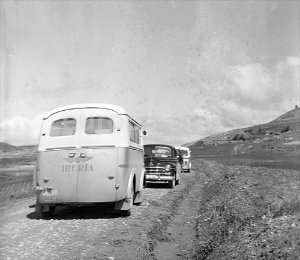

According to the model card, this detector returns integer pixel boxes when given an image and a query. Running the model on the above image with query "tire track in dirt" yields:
[155,172,205,260]
[0,169,203,260]
[141,170,205,260]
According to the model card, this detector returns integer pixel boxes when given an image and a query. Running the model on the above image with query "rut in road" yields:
[142,170,206,260]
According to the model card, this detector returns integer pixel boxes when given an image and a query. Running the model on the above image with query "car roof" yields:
[144,144,176,149]
[176,146,190,150]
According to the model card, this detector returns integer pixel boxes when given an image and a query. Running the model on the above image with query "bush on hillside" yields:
[257,127,266,135]
[195,140,204,146]
[244,128,253,134]
[281,125,290,133]
[232,133,246,141]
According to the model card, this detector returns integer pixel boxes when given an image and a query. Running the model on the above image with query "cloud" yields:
[164,56,300,144]
[287,56,300,66]
[1,2,299,146]
[0,114,43,145]
[222,56,300,109]
[223,64,274,108]
[143,109,224,146]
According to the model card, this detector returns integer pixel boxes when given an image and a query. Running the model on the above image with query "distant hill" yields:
[270,106,300,123]
[0,142,17,153]
[186,106,300,170]
[0,142,36,153]
[185,106,300,147]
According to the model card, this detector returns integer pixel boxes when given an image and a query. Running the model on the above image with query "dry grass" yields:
[0,149,36,199]
[192,160,300,259]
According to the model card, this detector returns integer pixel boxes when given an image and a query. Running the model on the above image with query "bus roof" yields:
[44,103,144,124]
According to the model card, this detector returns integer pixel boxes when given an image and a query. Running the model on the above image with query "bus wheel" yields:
[121,184,134,217]
[41,206,55,218]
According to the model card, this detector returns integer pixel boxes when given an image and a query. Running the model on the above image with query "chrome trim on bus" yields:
[45,146,77,150]
[81,145,116,149]
[118,163,144,168]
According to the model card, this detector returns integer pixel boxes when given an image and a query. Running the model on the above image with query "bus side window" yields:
[129,121,141,144]
[129,121,135,142]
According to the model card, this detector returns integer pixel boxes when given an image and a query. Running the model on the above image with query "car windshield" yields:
[144,145,172,157]
[180,149,189,156]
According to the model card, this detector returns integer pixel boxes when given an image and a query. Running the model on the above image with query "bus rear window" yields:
[85,117,113,134]
[50,118,76,137]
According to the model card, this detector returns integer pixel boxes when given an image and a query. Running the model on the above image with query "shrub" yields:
[232,134,246,141]
[232,134,240,141]
[257,127,266,135]
[245,128,253,134]
[280,126,290,133]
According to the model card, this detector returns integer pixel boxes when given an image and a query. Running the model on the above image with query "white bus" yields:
[34,103,145,217]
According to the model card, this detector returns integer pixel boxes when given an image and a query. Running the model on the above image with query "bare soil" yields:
[0,170,203,260]
[0,150,299,259]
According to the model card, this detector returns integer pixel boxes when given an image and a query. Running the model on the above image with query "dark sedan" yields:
[144,144,182,188]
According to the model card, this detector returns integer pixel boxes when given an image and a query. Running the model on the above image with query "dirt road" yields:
[0,169,205,260]
[1,159,299,259]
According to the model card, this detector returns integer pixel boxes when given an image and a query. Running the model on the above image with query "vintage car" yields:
[176,146,192,172]
[144,144,182,188]
[34,103,146,217]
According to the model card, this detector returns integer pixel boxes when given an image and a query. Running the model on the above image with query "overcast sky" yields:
[0,0,299,146]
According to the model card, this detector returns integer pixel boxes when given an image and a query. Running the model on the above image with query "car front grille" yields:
[145,166,165,174]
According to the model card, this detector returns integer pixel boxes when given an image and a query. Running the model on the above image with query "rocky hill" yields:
[187,106,300,170]
[187,106,300,147]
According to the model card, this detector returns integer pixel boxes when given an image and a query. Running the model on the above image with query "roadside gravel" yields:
[1,159,298,260]
[0,172,198,260]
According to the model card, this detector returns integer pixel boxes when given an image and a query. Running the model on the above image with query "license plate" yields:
[42,191,58,201]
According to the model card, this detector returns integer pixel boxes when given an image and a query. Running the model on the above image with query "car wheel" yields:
[169,179,175,188]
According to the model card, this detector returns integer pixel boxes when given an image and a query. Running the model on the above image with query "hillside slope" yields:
[0,142,36,153]
[187,107,300,170]
[0,142,17,153]
[187,106,300,147]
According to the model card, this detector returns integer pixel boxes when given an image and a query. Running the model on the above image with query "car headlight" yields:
[164,164,171,172]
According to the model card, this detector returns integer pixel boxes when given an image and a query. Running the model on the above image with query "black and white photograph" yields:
[0,1,299,259]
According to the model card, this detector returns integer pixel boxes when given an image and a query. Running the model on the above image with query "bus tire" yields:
[41,206,55,218]
[120,183,134,217]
